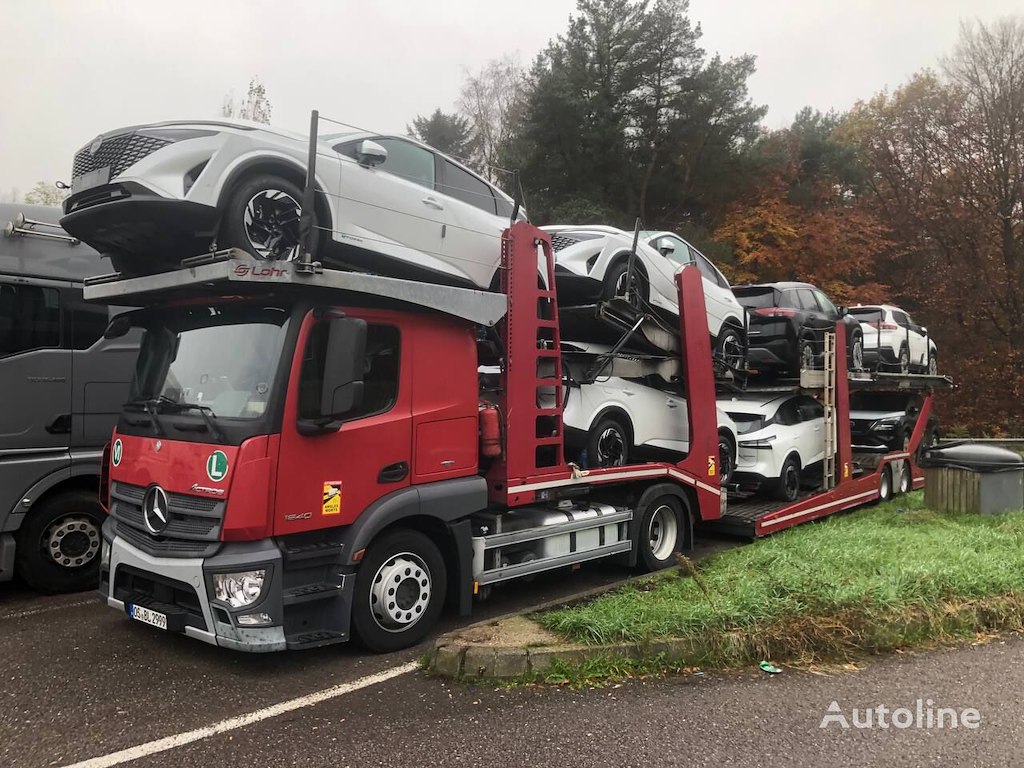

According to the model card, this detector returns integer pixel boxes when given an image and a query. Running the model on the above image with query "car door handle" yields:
[422,197,444,210]
[378,461,409,483]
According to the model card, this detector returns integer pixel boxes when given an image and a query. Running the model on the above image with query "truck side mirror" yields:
[320,317,367,418]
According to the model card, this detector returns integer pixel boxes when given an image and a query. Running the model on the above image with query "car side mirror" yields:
[356,140,388,168]
[837,306,848,317]
[320,317,366,418]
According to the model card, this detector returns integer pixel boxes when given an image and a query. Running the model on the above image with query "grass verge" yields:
[538,492,1024,674]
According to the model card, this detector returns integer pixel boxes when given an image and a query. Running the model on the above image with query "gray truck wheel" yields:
[14,490,103,594]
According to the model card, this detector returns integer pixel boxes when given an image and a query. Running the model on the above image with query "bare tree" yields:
[222,77,273,124]
[458,55,527,182]
[23,181,68,206]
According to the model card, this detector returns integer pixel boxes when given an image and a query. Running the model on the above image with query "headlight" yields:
[213,570,267,608]
[873,417,901,431]
[101,538,111,567]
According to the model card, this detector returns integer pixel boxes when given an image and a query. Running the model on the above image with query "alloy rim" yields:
[243,189,303,261]
[369,552,431,633]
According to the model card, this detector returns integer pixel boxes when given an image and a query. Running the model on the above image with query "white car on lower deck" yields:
[558,348,739,480]
[719,393,826,501]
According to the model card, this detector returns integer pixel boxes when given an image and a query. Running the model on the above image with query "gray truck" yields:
[1,203,138,592]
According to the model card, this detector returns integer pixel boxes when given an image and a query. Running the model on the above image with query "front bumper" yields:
[61,181,219,264]
[553,267,602,304]
[99,517,354,652]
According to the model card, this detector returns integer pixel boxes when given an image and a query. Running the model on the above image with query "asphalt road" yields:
[2,532,1015,768]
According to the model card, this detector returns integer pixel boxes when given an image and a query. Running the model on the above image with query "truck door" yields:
[274,315,412,534]
[0,280,71,516]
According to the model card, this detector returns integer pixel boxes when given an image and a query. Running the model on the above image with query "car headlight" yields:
[213,570,267,608]
[872,417,901,432]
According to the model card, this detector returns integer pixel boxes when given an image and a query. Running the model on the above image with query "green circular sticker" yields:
[206,450,229,482]
[111,439,123,467]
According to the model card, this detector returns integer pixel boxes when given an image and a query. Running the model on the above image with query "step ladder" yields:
[822,331,837,489]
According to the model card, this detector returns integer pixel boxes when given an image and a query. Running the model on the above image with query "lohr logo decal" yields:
[233,264,290,279]
[111,439,123,467]
[206,450,229,482]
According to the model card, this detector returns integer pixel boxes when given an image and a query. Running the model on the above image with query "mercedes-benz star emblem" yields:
[142,485,171,537]
[89,136,103,155]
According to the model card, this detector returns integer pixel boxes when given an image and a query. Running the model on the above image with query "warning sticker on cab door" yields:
[322,482,342,515]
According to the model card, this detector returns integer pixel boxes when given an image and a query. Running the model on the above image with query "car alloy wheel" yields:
[243,189,304,261]
[851,335,864,371]
[898,346,910,374]
[596,425,627,467]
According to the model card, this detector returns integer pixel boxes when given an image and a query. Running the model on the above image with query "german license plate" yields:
[72,166,110,193]
[128,603,168,631]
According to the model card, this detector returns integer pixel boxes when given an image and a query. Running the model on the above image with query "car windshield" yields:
[733,288,776,309]
[131,305,290,420]
[727,412,766,435]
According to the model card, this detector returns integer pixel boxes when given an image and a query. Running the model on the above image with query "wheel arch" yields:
[589,405,635,445]
[216,156,334,243]
[5,465,101,530]
[627,481,695,568]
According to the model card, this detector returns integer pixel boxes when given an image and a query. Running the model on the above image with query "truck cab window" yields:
[299,323,400,420]
[0,283,61,357]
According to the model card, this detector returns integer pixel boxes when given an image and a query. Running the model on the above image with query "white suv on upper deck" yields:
[61,119,521,285]
[847,304,937,374]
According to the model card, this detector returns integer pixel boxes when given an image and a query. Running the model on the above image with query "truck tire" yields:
[878,465,893,504]
[352,528,447,653]
[219,174,318,262]
[636,494,685,572]
[14,490,104,594]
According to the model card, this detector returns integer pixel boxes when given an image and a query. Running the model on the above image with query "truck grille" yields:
[72,133,171,181]
[110,481,224,559]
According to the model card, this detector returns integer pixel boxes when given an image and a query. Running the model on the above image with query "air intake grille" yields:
[550,234,581,252]
[72,133,171,181]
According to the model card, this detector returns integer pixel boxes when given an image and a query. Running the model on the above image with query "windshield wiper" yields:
[168,402,227,443]
[124,397,169,436]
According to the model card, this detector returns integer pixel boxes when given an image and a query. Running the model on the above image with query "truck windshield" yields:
[132,305,290,421]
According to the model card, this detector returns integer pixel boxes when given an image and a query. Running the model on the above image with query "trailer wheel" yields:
[636,495,685,572]
[14,490,104,594]
[352,528,447,653]
[769,455,801,502]
[219,174,318,262]
[878,465,893,503]
[587,415,631,468]
[895,460,911,495]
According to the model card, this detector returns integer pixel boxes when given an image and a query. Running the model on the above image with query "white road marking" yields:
[0,598,94,621]
[60,660,420,768]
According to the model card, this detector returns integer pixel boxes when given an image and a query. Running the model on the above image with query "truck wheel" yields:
[878,465,893,503]
[895,460,911,495]
[352,529,447,653]
[14,490,104,594]
[219,174,318,262]
[636,495,685,572]
[587,415,631,468]
[769,455,801,502]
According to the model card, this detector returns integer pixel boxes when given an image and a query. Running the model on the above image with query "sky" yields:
[1,0,1021,201]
